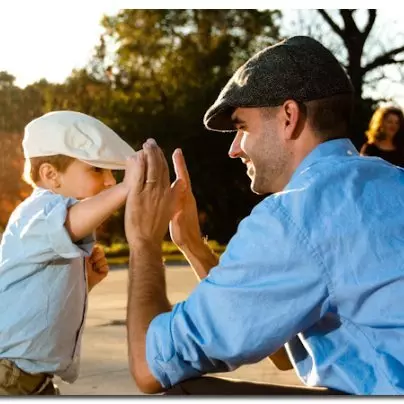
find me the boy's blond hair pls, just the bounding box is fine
[23,155,75,188]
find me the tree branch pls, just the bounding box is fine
[340,10,359,36]
[363,46,404,73]
[363,9,377,38]
[317,10,344,38]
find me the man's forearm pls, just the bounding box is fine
[127,241,171,393]
[65,183,128,242]
[180,238,219,280]
[182,239,292,371]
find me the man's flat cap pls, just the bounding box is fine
[203,35,354,132]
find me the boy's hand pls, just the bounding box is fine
[86,244,109,292]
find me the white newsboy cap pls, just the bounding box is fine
[23,110,136,170]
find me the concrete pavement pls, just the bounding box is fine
[58,265,302,395]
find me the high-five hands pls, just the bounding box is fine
[124,138,184,248]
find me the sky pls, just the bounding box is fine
[0,2,121,87]
[0,3,403,104]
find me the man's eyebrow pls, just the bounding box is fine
[230,115,246,125]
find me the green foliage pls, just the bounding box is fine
[0,9,387,242]
[0,72,44,133]
[102,240,226,265]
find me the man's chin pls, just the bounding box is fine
[250,181,264,195]
[250,179,273,196]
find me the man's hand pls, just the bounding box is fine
[124,138,172,394]
[169,149,218,280]
[124,139,180,248]
[86,244,109,292]
[169,149,203,250]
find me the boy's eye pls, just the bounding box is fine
[93,167,103,173]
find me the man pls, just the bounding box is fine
[124,36,404,395]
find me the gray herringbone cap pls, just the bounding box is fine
[203,35,354,132]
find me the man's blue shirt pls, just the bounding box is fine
[146,139,404,394]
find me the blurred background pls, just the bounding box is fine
[1,7,404,257]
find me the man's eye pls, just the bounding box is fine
[93,167,103,173]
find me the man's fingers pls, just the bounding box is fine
[157,145,170,189]
[126,151,146,194]
[169,178,186,216]
[172,149,191,189]
[143,139,161,187]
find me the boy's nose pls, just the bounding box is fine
[104,170,116,187]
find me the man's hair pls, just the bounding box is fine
[304,93,354,141]
[260,94,354,141]
[23,155,75,188]
[365,106,404,143]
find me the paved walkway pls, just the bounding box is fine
[58,265,302,395]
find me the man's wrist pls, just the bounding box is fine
[179,235,208,255]
[129,238,163,256]
[181,236,218,265]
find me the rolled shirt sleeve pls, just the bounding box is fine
[19,190,94,262]
[146,197,330,388]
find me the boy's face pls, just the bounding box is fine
[57,159,117,199]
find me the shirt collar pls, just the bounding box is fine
[289,138,358,184]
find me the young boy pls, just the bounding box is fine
[0,110,137,395]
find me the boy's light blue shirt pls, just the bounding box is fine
[0,187,94,382]
[146,139,404,395]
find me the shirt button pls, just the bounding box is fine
[347,150,353,155]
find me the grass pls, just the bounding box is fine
[102,240,226,266]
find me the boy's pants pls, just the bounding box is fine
[0,359,60,395]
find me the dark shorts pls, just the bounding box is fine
[0,359,60,396]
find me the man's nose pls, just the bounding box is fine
[228,131,243,159]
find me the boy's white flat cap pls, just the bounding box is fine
[23,110,136,170]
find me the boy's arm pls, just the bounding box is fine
[65,183,128,242]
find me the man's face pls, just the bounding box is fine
[228,107,290,195]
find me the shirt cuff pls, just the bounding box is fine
[145,308,203,389]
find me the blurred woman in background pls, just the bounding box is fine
[361,106,404,167]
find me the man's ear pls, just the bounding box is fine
[281,100,305,140]
[38,163,61,188]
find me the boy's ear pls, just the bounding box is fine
[38,163,60,188]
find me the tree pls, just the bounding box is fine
[281,9,404,147]
[86,9,282,242]
[0,72,44,133]
[0,131,31,230]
